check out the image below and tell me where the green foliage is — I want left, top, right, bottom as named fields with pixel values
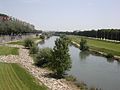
left=60, top=35, right=71, bottom=43
left=65, top=75, right=76, bottom=81
left=106, top=53, right=114, bottom=58
left=36, top=34, right=39, bottom=37
left=0, top=20, right=35, bottom=35
left=34, top=48, right=52, bottom=67
left=0, top=13, right=42, bottom=35
left=75, top=82, right=88, bottom=90
left=24, top=38, right=34, bottom=48
left=29, top=45, right=39, bottom=54
left=39, top=35, right=45, bottom=40
left=80, top=38, right=89, bottom=51
left=49, top=36, right=71, bottom=77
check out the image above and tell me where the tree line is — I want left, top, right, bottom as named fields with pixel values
left=55, top=29, right=120, bottom=41
left=0, top=13, right=42, bottom=35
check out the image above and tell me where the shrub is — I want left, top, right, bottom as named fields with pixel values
left=36, top=34, right=38, bottom=37
left=29, top=45, right=39, bottom=54
left=65, top=75, right=76, bottom=81
left=106, top=53, right=114, bottom=58
left=80, top=38, right=89, bottom=51
left=34, top=48, right=52, bottom=67
left=24, top=38, right=34, bottom=48
left=39, top=35, right=45, bottom=40
left=75, top=82, right=88, bottom=90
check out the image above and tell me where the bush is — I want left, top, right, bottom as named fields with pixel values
left=80, top=38, right=89, bottom=51
left=24, top=38, right=34, bottom=48
left=36, top=34, right=38, bottom=37
left=39, top=35, right=45, bottom=40
left=65, top=75, right=76, bottom=81
left=75, top=82, right=88, bottom=90
left=34, top=48, right=52, bottom=67
left=106, top=53, right=114, bottom=58
left=29, top=45, right=39, bottom=54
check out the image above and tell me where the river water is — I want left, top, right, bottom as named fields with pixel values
left=38, top=36, right=120, bottom=90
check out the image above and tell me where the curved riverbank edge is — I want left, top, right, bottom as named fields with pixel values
left=0, top=44, right=79, bottom=90
left=71, top=41, right=120, bottom=61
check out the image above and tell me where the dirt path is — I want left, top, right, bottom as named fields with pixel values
left=0, top=44, right=78, bottom=90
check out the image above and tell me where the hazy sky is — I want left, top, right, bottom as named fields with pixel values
left=0, top=0, right=120, bottom=31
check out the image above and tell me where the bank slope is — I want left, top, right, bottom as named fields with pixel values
left=0, top=63, right=46, bottom=90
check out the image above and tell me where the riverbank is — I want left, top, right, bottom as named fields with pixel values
left=71, top=41, right=120, bottom=61
left=0, top=43, right=79, bottom=90
left=68, top=35, right=120, bottom=56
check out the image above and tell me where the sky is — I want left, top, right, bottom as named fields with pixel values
left=0, top=0, right=120, bottom=31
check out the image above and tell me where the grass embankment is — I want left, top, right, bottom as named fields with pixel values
left=8, top=40, right=24, bottom=45
left=0, top=63, right=47, bottom=90
left=8, top=37, right=42, bottom=45
left=0, top=46, right=19, bottom=55
left=68, top=35, right=120, bottom=56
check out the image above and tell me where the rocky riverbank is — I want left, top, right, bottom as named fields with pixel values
left=0, top=44, right=79, bottom=90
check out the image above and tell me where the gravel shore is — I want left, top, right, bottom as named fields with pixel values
left=0, top=44, right=78, bottom=90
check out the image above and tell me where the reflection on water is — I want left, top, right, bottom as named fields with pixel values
left=79, top=51, right=90, bottom=60
left=107, top=58, right=114, bottom=63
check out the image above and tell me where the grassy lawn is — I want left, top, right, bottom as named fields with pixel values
left=8, top=37, right=41, bottom=45
left=0, top=63, right=47, bottom=90
left=8, top=40, right=24, bottom=45
left=0, top=46, right=19, bottom=55
left=68, top=35, right=120, bottom=56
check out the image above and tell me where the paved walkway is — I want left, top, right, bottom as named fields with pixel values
left=0, top=44, right=77, bottom=90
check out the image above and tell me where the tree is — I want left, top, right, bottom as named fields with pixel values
left=80, top=38, right=89, bottom=51
left=34, top=48, right=52, bottom=67
left=49, top=36, right=71, bottom=77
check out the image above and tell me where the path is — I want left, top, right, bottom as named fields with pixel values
left=0, top=44, right=77, bottom=90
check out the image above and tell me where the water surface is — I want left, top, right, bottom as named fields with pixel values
left=38, top=36, right=120, bottom=90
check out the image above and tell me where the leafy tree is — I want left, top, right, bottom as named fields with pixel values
left=80, top=38, right=89, bottom=51
left=49, top=36, right=71, bottom=77
left=34, top=48, right=52, bottom=67
left=0, top=13, right=40, bottom=35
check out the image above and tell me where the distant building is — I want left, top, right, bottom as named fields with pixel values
left=0, top=14, right=11, bottom=22
left=0, top=13, right=35, bottom=30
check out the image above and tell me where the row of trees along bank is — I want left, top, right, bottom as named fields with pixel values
left=55, top=29, right=120, bottom=41
left=0, top=13, right=42, bottom=35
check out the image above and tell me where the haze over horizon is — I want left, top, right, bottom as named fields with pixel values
left=0, top=0, right=120, bottom=31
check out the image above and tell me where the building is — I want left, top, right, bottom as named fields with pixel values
left=0, top=13, right=10, bottom=22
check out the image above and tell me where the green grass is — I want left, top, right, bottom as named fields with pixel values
left=0, top=63, right=47, bottom=90
left=68, top=35, right=120, bottom=56
left=8, top=37, right=41, bottom=45
left=8, top=40, right=24, bottom=45
left=0, top=46, right=19, bottom=55
left=33, top=37, right=41, bottom=41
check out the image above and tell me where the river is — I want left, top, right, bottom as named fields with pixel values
left=38, top=36, right=120, bottom=90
